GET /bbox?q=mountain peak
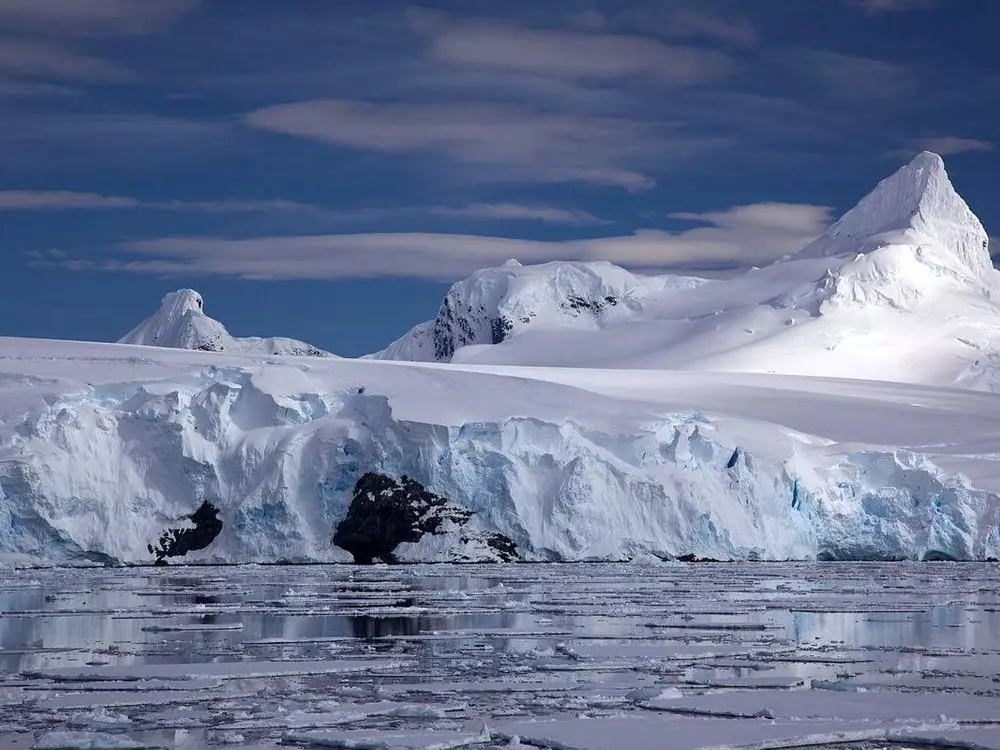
[118,289,329,357]
[797,151,992,280]
[119,288,228,351]
[161,289,205,317]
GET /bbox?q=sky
[1,0,998,356]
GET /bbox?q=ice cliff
[1,340,999,565]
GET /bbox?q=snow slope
[2,336,1000,564]
[372,260,708,362]
[375,153,1000,391]
[119,289,330,357]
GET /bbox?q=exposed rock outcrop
[333,473,518,564]
[148,501,224,564]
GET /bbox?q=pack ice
[3,151,1000,565]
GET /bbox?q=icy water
[1,563,999,750]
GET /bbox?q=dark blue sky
[1,0,997,355]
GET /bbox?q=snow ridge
[374,153,1000,392]
[119,289,330,357]
[373,261,707,362]
[798,151,992,280]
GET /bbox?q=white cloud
[606,8,758,46]
[0,190,139,209]
[0,191,340,213]
[903,137,995,156]
[415,16,731,85]
[42,202,833,280]
[535,168,658,193]
[246,100,622,158]
[0,74,83,97]
[0,39,132,83]
[789,49,914,102]
[246,99,729,191]
[0,0,198,35]
[1,191,607,225]
[0,2,198,95]
[0,114,224,146]
[427,203,608,225]
[845,0,936,12]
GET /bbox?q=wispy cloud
[0,190,139,209]
[845,0,936,13]
[426,203,608,225]
[582,7,758,46]
[0,114,227,149]
[246,98,728,191]
[786,49,914,102]
[0,191,322,212]
[0,190,606,225]
[409,10,732,85]
[0,39,132,83]
[0,0,199,36]
[38,202,832,280]
[890,137,995,158]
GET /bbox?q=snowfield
[2,151,1000,565]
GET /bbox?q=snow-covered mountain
[372,260,708,362]
[374,152,1000,391]
[120,288,330,357]
[3,151,1000,566]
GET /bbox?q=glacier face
[2,339,1000,565]
[119,289,331,357]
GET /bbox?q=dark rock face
[333,473,517,564]
[564,294,618,314]
[490,316,513,345]
[676,553,722,563]
[148,501,223,565]
[480,532,518,560]
[433,296,499,360]
[428,284,619,361]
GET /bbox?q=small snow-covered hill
[375,153,1000,390]
[119,289,330,357]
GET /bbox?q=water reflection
[1,563,999,748]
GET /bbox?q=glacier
[3,151,1000,565]
[2,338,1000,565]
